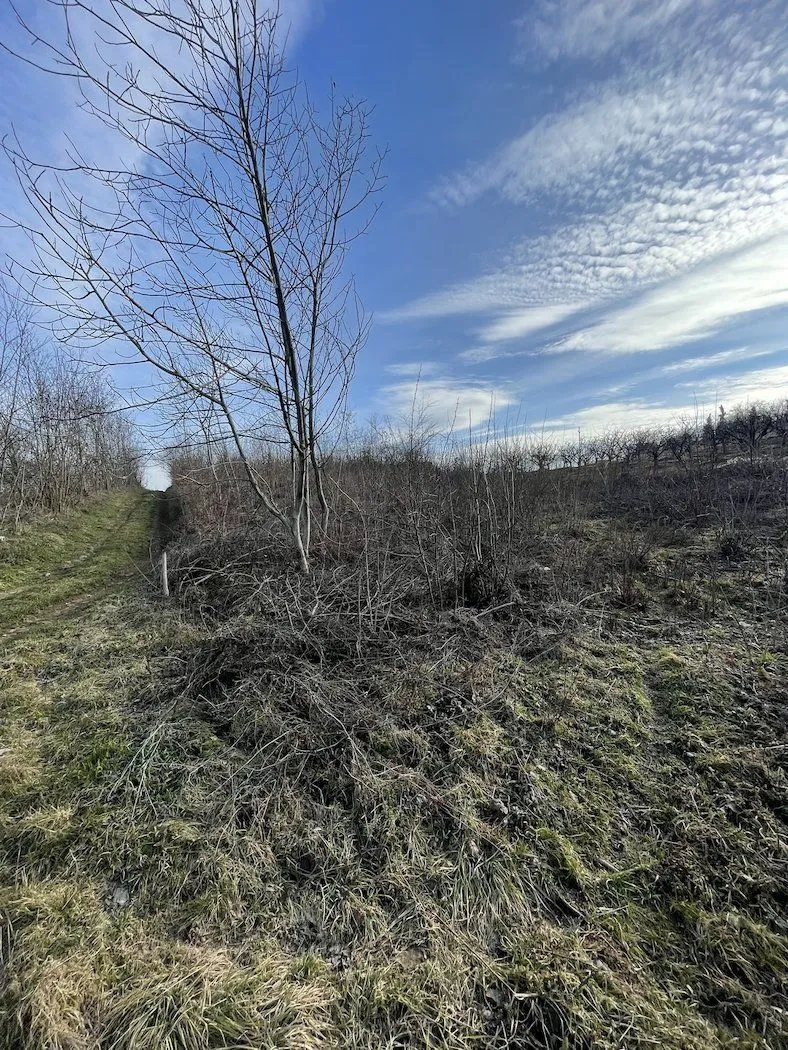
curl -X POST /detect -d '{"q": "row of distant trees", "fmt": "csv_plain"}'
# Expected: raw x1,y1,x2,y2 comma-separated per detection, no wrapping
518,401,788,474
333,399,788,477
0,285,139,527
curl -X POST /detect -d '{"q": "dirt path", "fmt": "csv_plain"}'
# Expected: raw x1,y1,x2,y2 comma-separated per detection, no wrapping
0,490,158,634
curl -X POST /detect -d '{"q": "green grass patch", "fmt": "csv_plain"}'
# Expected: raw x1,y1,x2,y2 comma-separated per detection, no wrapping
0,490,156,627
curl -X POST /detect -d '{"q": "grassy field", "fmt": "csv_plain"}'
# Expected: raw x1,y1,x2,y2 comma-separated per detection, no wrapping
0,490,786,1048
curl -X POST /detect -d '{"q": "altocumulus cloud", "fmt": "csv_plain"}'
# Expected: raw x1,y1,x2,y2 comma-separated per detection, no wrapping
384,0,787,405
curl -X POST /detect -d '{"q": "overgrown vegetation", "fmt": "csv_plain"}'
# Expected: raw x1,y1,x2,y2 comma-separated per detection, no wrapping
0,3,785,1045
1,412,786,1047
0,284,139,528
168,397,788,596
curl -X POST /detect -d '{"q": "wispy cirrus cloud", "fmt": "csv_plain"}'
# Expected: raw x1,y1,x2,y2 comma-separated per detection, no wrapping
458,345,528,365
662,347,778,375
384,360,439,378
379,378,514,432
477,303,587,343
541,360,788,439
452,304,588,364
675,362,788,402
390,160,787,330
523,0,720,62
540,399,694,438
561,234,788,354
603,345,782,396
430,30,785,212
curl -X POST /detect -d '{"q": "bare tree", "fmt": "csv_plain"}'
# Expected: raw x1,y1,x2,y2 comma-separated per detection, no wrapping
702,413,720,465
531,440,557,472
664,426,693,467
5,0,383,572
772,400,788,451
0,284,139,524
0,281,28,504
730,403,773,467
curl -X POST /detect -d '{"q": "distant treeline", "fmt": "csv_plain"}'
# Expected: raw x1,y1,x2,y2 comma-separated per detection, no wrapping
0,285,139,527
518,400,788,472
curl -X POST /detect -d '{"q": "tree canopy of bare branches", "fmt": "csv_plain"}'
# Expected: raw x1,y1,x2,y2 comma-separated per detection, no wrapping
5,0,383,571
0,281,139,524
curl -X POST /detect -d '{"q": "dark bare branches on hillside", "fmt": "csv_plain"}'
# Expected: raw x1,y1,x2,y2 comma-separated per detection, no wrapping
165,395,788,617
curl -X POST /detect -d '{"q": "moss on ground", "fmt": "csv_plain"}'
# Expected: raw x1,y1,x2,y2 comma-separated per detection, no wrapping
1,494,786,1048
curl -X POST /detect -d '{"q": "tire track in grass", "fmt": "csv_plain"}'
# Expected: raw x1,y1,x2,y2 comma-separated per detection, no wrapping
0,490,158,634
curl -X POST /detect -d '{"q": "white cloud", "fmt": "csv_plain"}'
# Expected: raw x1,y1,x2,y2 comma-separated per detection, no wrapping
382,0,787,371
458,345,525,365
450,303,587,364
390,159,788,328
562,235,788,353
603,345,782,396
539,360,788,438
387,49,787,346
477,303,586,343
663,347,777,375
384,361,439,377
376,359,788,445
540,399,698,437
430,56,785,211
524,0,719,62
380,378,515,432
676,362,788,403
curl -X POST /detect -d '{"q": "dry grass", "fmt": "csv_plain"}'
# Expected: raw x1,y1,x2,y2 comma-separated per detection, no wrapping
1,482,787,1048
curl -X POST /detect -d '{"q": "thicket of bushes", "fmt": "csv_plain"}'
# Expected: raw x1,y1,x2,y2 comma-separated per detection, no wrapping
166,397,788,615
0,287,139,527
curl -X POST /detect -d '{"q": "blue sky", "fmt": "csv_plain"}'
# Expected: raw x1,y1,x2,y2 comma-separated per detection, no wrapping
1,0,786,468
301,0,788,438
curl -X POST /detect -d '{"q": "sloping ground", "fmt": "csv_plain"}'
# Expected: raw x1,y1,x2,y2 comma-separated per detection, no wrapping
1,495,787,1049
